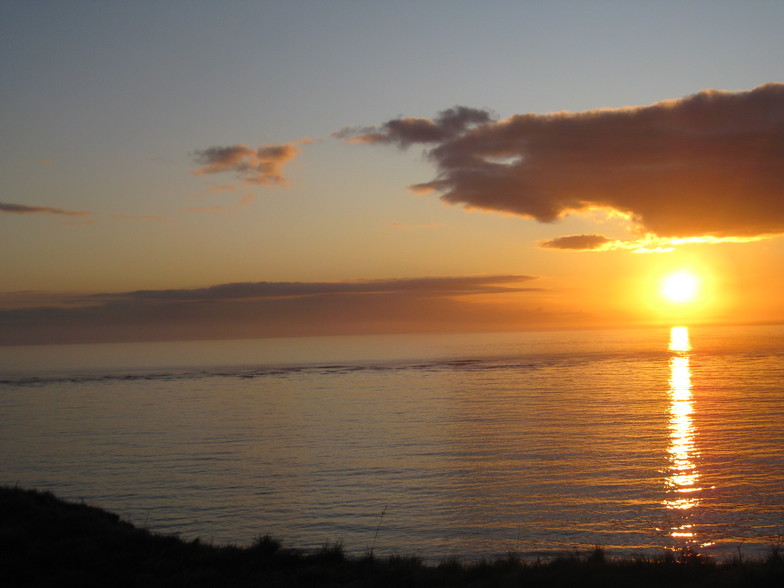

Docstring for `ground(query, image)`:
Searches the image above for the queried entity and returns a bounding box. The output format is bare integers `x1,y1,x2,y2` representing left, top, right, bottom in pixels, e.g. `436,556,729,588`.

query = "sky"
2,0,784,345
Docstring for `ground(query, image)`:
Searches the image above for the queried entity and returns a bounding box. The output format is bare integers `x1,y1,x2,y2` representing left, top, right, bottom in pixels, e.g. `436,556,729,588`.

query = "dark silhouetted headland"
2,486,782,587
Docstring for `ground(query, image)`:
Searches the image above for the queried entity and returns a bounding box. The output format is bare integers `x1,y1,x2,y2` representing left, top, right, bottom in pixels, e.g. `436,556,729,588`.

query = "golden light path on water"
665,326,712,550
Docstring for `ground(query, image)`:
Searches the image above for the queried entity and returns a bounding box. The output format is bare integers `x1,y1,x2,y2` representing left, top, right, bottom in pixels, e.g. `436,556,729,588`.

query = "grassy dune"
1,485,782,587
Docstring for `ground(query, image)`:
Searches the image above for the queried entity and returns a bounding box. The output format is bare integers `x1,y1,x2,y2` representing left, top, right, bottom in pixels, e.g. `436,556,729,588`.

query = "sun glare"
662,272,699,304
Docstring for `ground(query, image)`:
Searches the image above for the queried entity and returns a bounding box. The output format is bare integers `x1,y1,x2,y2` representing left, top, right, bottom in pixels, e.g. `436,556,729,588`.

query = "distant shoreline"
2,485,782,587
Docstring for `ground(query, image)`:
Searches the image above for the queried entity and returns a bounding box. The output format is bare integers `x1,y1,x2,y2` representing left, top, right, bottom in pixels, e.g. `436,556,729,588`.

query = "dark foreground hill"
1,485,782,587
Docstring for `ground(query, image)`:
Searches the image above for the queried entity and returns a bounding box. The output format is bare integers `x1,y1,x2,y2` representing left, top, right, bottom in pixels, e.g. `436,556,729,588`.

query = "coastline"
2,485,782,587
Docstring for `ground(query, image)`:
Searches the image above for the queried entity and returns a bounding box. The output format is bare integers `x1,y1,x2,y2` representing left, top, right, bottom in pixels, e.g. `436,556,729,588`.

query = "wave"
0,355,575,387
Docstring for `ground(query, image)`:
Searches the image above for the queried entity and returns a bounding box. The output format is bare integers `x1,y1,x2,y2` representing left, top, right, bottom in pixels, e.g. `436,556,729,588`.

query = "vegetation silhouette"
2,486,782,587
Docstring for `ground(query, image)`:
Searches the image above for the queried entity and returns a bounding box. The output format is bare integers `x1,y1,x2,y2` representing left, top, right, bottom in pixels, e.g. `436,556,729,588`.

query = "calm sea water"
1,325,783,560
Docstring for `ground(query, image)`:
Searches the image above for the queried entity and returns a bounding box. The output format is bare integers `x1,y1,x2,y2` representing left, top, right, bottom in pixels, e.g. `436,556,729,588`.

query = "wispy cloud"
0,202,91,217
539,233,769,253
191,141,302,185
340,83,784,241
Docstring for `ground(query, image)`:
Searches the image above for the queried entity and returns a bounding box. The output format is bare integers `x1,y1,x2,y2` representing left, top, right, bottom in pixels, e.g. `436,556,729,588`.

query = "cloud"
342,83,784,239
539,232,770,253
0,202,90,217
91,275,538,302
540,234,612,250
0,290,89,310
335,106,495,147
191,142,301,185
0,275,550,345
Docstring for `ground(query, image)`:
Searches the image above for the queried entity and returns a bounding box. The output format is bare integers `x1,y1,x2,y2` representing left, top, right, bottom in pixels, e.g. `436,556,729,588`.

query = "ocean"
1,325,783,561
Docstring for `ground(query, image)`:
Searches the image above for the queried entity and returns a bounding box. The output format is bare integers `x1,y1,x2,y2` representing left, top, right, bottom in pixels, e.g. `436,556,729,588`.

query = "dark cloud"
0,202,90,217
91,275,538,302
0,275,549,345
540,234,612,250
343,84,784,239
191,142,300,185
335,106,495,147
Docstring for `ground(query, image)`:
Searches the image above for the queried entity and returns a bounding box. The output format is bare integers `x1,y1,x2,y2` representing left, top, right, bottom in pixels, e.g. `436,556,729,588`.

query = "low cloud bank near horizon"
90,275,538,302
339,83,784,240
0,275,562,345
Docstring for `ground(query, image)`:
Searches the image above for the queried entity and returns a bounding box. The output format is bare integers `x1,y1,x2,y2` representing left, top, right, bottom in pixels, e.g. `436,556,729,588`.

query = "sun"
661,272,699,304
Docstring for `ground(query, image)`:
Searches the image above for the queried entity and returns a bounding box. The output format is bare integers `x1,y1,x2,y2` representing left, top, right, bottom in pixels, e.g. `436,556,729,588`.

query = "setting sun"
662,272,699,304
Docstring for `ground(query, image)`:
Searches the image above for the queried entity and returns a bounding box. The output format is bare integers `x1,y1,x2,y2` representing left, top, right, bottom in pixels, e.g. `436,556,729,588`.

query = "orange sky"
2,3,784,345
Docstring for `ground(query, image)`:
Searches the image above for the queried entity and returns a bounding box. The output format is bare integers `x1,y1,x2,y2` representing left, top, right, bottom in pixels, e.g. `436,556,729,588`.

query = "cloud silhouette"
91,275,538,302
335,106,495,147
539,232,769,253
0,275,547,345
192,142,300,185
0,202,90,217
342,83,784,239
540,234,613,250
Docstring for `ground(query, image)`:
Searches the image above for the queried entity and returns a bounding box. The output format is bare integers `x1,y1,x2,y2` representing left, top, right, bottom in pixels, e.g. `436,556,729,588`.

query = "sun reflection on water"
669,326,691,353
664,326,709,548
